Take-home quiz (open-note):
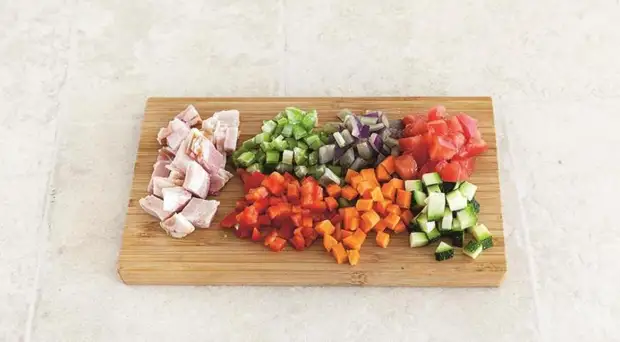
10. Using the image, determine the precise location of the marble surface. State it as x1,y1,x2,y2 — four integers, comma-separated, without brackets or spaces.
2,1,619,341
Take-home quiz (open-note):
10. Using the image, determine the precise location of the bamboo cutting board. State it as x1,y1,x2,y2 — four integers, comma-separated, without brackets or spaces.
118,97,506,287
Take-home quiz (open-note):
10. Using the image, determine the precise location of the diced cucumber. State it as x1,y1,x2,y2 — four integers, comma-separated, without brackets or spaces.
405,180,424,192
413,190,427,207
282,150,294,165
261,120,277,134
463,240,483,259
285,107,304,124
294,165,308,178
293,124,308,140
333,131,346,147
286,137,297,148
338,197,353,208
440,208,453,231
301,110,318,130
281,124,294,138
246,163,262,173
451,217,463,231
415,212,436,233
409,232,429,248
260,141,272,152
254,132,272,144
446,190,467,212
454,181,462,190
426,184,442,193
434,241,454,261
456,204,478,229
459,181,478,201
470,223,493,250
305,134,322,150
426,228,441,243
241,139,257,150
275,163,293,174
308,151,318,166
293,147,308,165
450,230,464,247
427,192,446,221
237,151,256,167
470,198,481,214
266,150,280,164
422,172,443,186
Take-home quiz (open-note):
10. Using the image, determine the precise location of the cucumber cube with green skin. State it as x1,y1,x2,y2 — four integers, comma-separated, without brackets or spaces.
308,151,318,166
470,223,493,250
282,150,294,165
281,124,294,138
440,208,453,230
409,232,429,248
470,198,481,214
285,107,304,124
405,180,424,192
293,147,308,165
451,217,463,231
450,230,465,247
422,172,443,186
261,120,277,134
426,184,441,193
463,240,483,259
427,192,446,221
459,181,478,201
457,205,478,229
446,190,468,211
237,151,256,167
426,228,441,243
413,190,427,207
435,241,454,261
415,212,435,233
294,165,308,178
301,110,318,130
266,151,280,164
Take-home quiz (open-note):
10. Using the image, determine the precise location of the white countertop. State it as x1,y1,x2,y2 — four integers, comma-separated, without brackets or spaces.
2,1,620,341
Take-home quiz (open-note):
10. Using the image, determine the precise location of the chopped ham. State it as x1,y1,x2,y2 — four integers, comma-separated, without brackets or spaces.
170,136,193,174
214,126,227,153
213,109,240,127
166,119,190,151
180,198,220,228
168,170,184,181
224,127,239,154
157,126,172,145
147,160,171,193
160,213,195,238
139,195,174,221
202,116,219,133
175,105,202,127
209,168,233,195
152,176,183,198
186,129,226,173
157,147,176,161
162,186,192,212
182,161,210,199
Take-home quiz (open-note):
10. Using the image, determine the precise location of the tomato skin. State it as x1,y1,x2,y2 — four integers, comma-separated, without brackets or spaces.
403,124,418,138
399,135,429,166
427,120,448,136
456,113,481,140
429,136,457,161
438,161,465,182
427,105,446,121
447,132,466,151
446,116,463,133
394,154,418,180
411,115,428,136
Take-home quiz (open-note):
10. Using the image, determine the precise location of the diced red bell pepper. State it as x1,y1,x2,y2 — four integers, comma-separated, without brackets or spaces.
262,172,286,196
245,186,269,202
307,201,326,212
290,234,305,251
269,197,285,206
253,198,269,214
264,230,278,246
235,224,253,239
283,172,297,184
220,211,238,228
291,213,302,227
241,171,266,193
267,203,291,219
258,214,271,226
287,183,300,202
251,227,262,242
269,237,287,252
238,206,258,226
330,213,343,225
235,199,247,212
301,226,318,247
279,219,295,240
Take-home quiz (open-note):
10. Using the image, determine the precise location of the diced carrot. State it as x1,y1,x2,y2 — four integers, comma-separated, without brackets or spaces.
341,186,359,201
343,207,359,222
374,219,387,232
359,219,372,233
315,220,335,236
384,213,401,230
380,155,396,174
325,197,339,211
333,224,343,241
356,180,374,198
345,169,360,184
361,190,372,199
332,243,348,264
376,231,390,248
386,204,402,216
373,199,391,216
361,210,381,230
302,215,313,228
350,175,364,189
376,165,391,182
395,189,411,209
326,184,342,198
341,230,353,240
323,234,338,252
345,216,359,231
370,187,384,202
347,249,360,266
360,168,378,186
343,230,367,250
355,199,374,212
393,220,407,234
381,182,396,201
389,178,405,190
400,209,414,225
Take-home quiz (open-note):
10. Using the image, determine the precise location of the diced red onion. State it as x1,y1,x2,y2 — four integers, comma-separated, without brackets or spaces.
369,133,383,153
359,125,370,139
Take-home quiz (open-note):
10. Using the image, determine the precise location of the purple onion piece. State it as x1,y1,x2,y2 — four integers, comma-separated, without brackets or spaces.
364,111,381,118
334,146,346,160
369,133,383,153
359,125,370,139
350,157,367,171
381,145,391,156
375,153,386,166
347,115,362,138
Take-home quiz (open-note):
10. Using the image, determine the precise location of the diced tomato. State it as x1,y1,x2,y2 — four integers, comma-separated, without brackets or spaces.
290,234,305,251
269,237,287,252
400,135,429,166
427,120,448,136
403,124,418,138
410,115,428,136
429,136,457,161
220,211,238,228
458,157,476,177
446,116,463,133
437,160,468,182
456,113,481,140
418,160,438,176
447,132,466,151
454,137,489,160
394,154,417,180
427,105,446,121
402,114,419,127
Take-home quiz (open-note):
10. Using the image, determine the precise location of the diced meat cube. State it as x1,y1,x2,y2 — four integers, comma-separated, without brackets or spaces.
159,213,195,238
170,136,193,174
157,126,172,145
214,126,227,153
180,198,220,228
213,109,239,127
152,176,183,198
208,168,233,195
168,170,184,181
175,105,202,127
186,129,226,173
157,147,175,161
139,195,174,221
162,186,192,212
147,160,171,193
166,119,190,151
224,126,239,154
182,161,210,199
202,116,220,134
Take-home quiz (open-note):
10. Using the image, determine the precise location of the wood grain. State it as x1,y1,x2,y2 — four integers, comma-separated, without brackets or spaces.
118,97,506,287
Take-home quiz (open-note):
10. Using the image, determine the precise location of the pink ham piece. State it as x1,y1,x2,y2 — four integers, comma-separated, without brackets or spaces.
147,160,171,193
139,195,174,221
186,129,226,174
213,126,227,153
208,169,233,195
157,126,172,145
213,109,239,127
175,105,202,127
162,186,192,212
224,127,239,154
182,161,210,199
181,198,220,228
165,118,190,151
169,136,193,174
159,213,195,238
152,176,183,198
157,147,176,161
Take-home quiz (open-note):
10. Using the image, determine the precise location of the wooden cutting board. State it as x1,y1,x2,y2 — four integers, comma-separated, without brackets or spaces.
118,97,506,287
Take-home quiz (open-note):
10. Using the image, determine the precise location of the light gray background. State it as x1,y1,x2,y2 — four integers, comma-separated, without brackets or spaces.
2,1,619,341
